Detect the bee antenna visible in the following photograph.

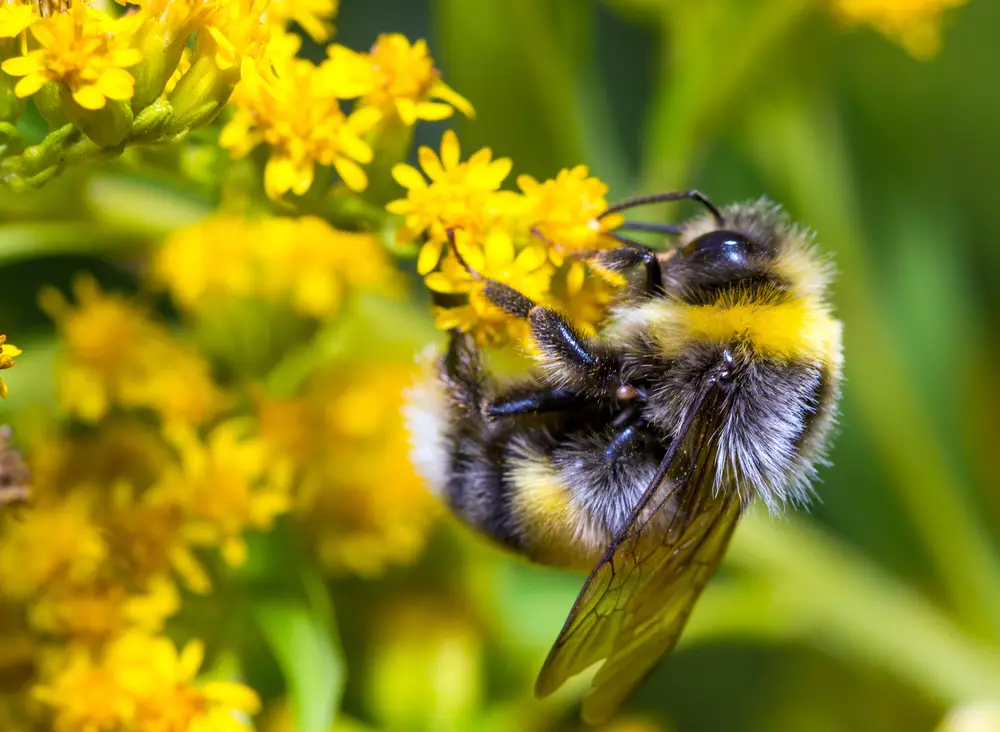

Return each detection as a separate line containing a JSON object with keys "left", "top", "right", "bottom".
{"left": 446, "top": 228, "right": 484, "bottom": 281}
{"left": 600, "top": 190, "right": 724, "bottom": 228}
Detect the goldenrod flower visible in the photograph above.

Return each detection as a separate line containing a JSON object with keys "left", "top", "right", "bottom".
{"left": 265, "top": 0, "right": 337, "bottom": 42}
{"left": 41, "top": 276, "right": 226, "bottom": 425}
{"left": 221, "top": 55, "right": 379, "bottom": 198}
{"left": 427, "top": 229, "right": 553, "bottom": 346}
{"left": 156, "top": 420, "right": 291, "bottom": 569}
{"left": 355, "top": 33, "right": 474, "bottom": 125}
{"left": 831, "top": 0, "right": 966, "bottom": 58}
{"left": 0, "top": 492, "right": 107, "bottom": 601}
{"left": 0, "top": 1, "right": 36, "bottom": 39}
{"left": 387, "top": 130, "right": 514, "bottom": 249}
{"left": 200, "top": 0, "right": 271, "bottom": 71}
{"left": 35, "top": 633, "right": 260, "bottom": 732}
{"left": 154, "top": 214, "right": 401, "bottom": 318}
{"left": 0, "top": 2, "right": 142, "bottom": 110}
{"left": 257, "top": 365, "right": 439, "bottom": 576}
{"left": 0, "top": 335, "right": 20, "bottom": 399}
{"left": 517, "top": 164, "right": 624, "bottom": 261}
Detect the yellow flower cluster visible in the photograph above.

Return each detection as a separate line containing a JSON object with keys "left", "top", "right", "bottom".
{"left": 831, "top": 0, "right": 966, "bottom": 58}
{"left": 387, "top": 131, "right": 624, "bottom": 345}
{"left": 35, "top": 633, "right": 260, "bottom": 732}
{"left": 256, "top": 363, "right": 438, "bottom": 576}
{"left": 0, "top": 333, "right": 20, "bottom": 398}
{"left": 40, "top": 276, "right": 227, "bottom": 424}
{"left": 222, "top": 33, "right": 472, "bottom": 200}
{"left": 154, "top": 214, "right": 400, "bottom": 318}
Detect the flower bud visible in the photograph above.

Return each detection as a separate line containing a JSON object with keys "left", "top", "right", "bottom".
{"left": 60, "top": 88, "right": 134, "bottom": 148}
{"left": 164, "top": 54, "right": 240, "bottom": 137}
{"left": 129, "top": 19, "right": 190, "bottom": 113}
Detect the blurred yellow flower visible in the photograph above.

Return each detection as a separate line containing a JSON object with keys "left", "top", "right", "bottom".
{"left": 154, "top": 214, "right": 401, "bottom": 318}
{"left": 517, "top": 164, "right": 624, "bottom": 261}
{"left": 0, "top": 335, "right": 20, "bottom": 399}
{"left": 266, "top": 0, "right": 337, "bottom": 42}
{"left": 156, "top": 420, "right": 291, "bottom": 569}
{"left": 0, "top": 491, "right": 106, "bottom": 602}
{"left": 357, "top": 33, "right": 474, "bottom": 125}
{"left": 257, "top": 364, "right": 439, "bottom": 577}
{"left": 831, "top": 0, "right": 966, "bottom": 58}
{"left": 0, "top": 2, "right": 142, "bottom": 110}
{"left": 40, "top": 276, "right": 227, "bottom": 425}
{"left": 35, "top": 633, "right": 259, "bottom": 732}
{"left": 0, "top": 1, "right": 36, "bottom": 38}
{"left": 221, "top": 54, "right": 379, "bottom": 198}
{"left": 387, "top": 129, "right": 514, "bottom": 247}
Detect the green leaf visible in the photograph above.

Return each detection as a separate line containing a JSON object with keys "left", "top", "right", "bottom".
{"left": 254, "top": 597, "right": 345, "bottom": 732}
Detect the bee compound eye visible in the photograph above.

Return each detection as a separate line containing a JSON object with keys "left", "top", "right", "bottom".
{"left": 683, "top": 230, "right": 756, "bottom": 267}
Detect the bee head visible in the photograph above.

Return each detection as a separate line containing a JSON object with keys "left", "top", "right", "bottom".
{"left": 665, "top": 205, "right": 789, "bottom": 303}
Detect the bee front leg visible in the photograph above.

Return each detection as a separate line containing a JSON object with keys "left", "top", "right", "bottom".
{"left": 481, "top": 280, "right": 620, "bottom": 395}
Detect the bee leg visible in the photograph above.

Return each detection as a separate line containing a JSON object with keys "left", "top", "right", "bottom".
{"left": 484, "top": 385, "right": 589, "bottom": 419}
{"left": 442, "top": 329, "right": 488, "bottom": 422}
{"left": 591, "top": 237, "right": 662, "bottom": 295}
{"left": 481, "top": 280, "right": 619, "bottom": 392}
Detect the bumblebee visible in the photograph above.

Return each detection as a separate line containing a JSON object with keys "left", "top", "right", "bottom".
{"left": 405, "top": 192, "right": 843, "bottom": 723}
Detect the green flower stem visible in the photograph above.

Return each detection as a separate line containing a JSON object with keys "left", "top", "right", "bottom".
{"left": 685, "top": 512, "right": 1000, "bottom": 703}
{"left": 638, "top": 0, "right": 812, "bottom": 197}
{"left": 741, "top": 93, "right": 1000, "bottom": 643}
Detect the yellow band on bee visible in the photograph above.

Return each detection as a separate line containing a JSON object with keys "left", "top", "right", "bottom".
{"left": 619, "top": 297, "right": 842, "bottom": 364}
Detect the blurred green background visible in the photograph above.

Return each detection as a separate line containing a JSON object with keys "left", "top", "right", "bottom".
{"left": 3, "top": 1, "right": 1000, "bottom": 731}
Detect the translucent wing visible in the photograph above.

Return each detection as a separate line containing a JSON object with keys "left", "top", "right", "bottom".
{"left": 535, "top": 387, "right": 744, "bottom": 724}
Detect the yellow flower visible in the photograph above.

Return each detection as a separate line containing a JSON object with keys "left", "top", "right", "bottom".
{"left": 387, "top": 130, "right": 515, "bottom": 248}
{"left": 0, "top": 335, "right": 20, "bottom": 399}
{"left": 257, "top": 364, "right": 439, "bottom": 577}
{"left": 221, "top": 54, "right": 379, "bottom": 198}
{"left": 831, "top": 0, "right": 966, "bottom": 58}
{"left": 265, "top": 0, "right": 337, "bottom": 42}
{"left": 0, "top": 491, "right": 107, "bottom": 601}
{"left": 0, "top": 1, "right": 36, "bottom": 39}
{"left": 200, "top": 0, "right": 271, "bottom": 71}
{"left": 155, "top": 420, "right": 291, "bottom": 569}
{"left": 355, "top": 33, "right": 473, "bottom": 125}
{"left": 0, "top": 2, "right": 142, "bottom": 110}
{"left": 426, "top": 229, "right": 552, "bottom": 346}
{"left": 154, "top": 215, "right": 401, "bottom": 318}
{"left": 35, "top": 633, "right": 260, "bottom": 732}
{"left": 517, "top": 164, "right": 624, "bottom": 262}
{"left": 40, "top": 275, "right": 226, "bottom": 425}
{"left": 29, "top": 576, "right": 179, "bottom": 640}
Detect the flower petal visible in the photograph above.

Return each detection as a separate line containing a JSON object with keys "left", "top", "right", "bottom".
{"left": 440, "top": 129, "right": 460, "bottom": 170}
{"left": 334, "top": 157, "right": 368, "bottom": 192}
{"left": 391, "top": 163, "right": 427, "bottom": 191}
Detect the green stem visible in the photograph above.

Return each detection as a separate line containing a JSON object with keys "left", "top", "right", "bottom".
{"left": 688, "top": 513, "right": 1000, "bottom": 703}
{"left": 742, "top": 93, "right": 1000, "bottom": 643}
{"left": 638, "top": 0, "right": 812, "bottom": 197}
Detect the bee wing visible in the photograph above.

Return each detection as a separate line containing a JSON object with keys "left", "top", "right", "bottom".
{"left": 535, "top": 387, "right": 744, "bottom": 724}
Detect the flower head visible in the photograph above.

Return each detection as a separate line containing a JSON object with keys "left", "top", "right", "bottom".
{"left": 0, "top": 335, "right": 21, "bottom": 399}
{"left": 265, "top": 0, "right": 337, "bottom": 42}
{"left": 0, "top": 1, "right": 36, "bottom": 39}
{"left": 154, "top": 214, "right": 401, "bottom": 318}
{"left": 517, "top": 165, "right": 624, "bottom": 260}
{"left": 221, "top": 54, "right": 379, "bottom": 198}
{"left": 0, "top": 2, "right": 142, "bottom": 110}
{"left": 831, "top": 0, "right": 967, "bottom": 58}
{"left": 257, "top": 364, "right": 439, "bottom": 576}
{"left": 355, "top": 33, "right": 473, "bottom": 125}
{"left": 40, "top": 276, "right": 226, "bottom": 425}
{"left": 387, "top": 130, "right": 514, "bottom": 247}
{"left": 154, "top": 420, "right": 291, "bottom": 568}
{"left": 426, "top": 229, "right": 552, "bottom": 346}
{"left": 35, "top": 633, "right": 259, "bottom": 732}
